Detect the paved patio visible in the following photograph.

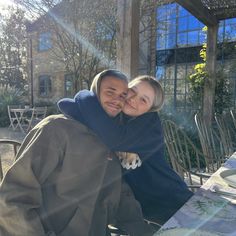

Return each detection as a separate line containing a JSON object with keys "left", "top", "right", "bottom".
{"left": 0, "top": 127, "right": 26, "bottom": 142}
{"left": 0, "top": 127, "right": 26, "bottom": 175}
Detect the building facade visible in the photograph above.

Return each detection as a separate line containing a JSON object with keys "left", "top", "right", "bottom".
{"left": 156, "top": 2, "right": 236, "bottom": 111}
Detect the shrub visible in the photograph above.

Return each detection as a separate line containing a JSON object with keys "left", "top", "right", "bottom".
{"left": 0, "top": 86, "right": 24, "bottom": 127}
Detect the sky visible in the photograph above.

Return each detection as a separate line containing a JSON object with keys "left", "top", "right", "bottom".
{"left": 0, "top": 0, "right": 15, "bottom": 14}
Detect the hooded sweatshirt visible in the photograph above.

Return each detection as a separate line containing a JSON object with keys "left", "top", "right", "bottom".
{"left": 57, "top": 90, "right": 193, "bottom": 224}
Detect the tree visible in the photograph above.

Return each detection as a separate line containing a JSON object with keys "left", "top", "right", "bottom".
{"left": 18, "top": 0, "right": 117, "bottom": 93}
{"left": 0, "top": 6, "right": 27, "bottom": 90}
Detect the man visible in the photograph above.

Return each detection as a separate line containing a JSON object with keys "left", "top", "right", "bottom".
{"left": 0, "top": 69, "right": 154, "bottom": 236}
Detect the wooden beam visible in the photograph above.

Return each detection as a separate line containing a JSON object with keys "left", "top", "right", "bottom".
{"left": 116, "top": 0, "right": 140, "bottom": 79}
{"left": 203, "top": 24, "right": 219, "bottom": 125}
{"left": 175, "top": 0, "right": 218, "bottom": 26}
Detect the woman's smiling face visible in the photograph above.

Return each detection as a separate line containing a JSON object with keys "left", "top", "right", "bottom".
{"left": 122, "top": 81, "right": 155, "bottom": 117}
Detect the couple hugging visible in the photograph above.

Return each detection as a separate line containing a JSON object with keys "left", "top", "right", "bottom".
{"left": 0, "top": 69, "right": 192, "bottom": 236}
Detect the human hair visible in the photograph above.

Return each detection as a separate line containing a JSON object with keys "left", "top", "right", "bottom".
{"left": 128, "top": 75, "right": 164, "bottom": 112}
{"left": 90, "top": 69, "right": 129, "bottom": 96}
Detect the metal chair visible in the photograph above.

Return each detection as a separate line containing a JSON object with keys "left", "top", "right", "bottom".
{"left": 214, "top": 112, "right": 236, "bottom": 157}
{"left": 194, "top": 113, "right": 226, "bottom": 172}
{"left": 0, "top": 139, "right": 21, "bottom": 180}
{"left": 163, "top": 120, "right": 211, "bottom": 190}
{"left": 230, "top": 109, "right": 236, "bottom": 129}
{"left": 7, "top": 105, "right": 21, "bottom": 130}
{"left": 26, "top": 106, "right": 47, "bottom": 131}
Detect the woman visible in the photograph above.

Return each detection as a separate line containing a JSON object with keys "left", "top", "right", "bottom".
{"left": 58, "top": 74, "right": 193, "bottom": 225}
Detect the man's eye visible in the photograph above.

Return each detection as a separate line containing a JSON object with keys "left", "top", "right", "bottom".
{"left": 106, "top": 91, "right": 113, "bottom": 96}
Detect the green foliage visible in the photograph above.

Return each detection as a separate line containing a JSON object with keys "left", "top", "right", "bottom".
{"left": 0, "top": 86, "right": 24, "bottom": 127}
{"left": 187, "top": 40, "right": 233, "bottom": 113}
{"left": 0, "top": 6, "right": 27, "bottom": 90}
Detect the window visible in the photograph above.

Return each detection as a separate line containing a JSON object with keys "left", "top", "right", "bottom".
{"left": 38, "top": 32, "right": 52, "bottom": 51}
{"left": 64, "top": 74, "right": 73, "bottom": 97}
{"left": 39, "top": 75, "right": 52, "bottom": 96}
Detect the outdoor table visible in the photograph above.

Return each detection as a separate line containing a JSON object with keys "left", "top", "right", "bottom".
{"left": 154, "top": 152, "right": 236, "bottom": 236}
{"left": 9, "top": 108, "right": 34, "bottom": 134}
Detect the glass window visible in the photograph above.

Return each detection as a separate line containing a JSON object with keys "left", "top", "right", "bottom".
{"left": 166, "top": 33, "right": 176, "bottom": 49}
{"left": 156, "top": 66, "right": 165, "bottom": 80}
{"left": 166, "top": 3, "right": 177, "bottom": 19}
{"left": 188, "top": 16, "right": 200, "bottom": 30}
{"left": 38, "top": 32, "right": 52, "bottom": 51}
{"left": 178, "top": 5, "right": 189, "bottom": 17}
{"left": 177, "top": 32, "right": 187, "bottom": 47}
{"left": 178, "top": 17, "right": 188, "bottom": 32}
{"left": 39, "top": 75, "right": 52, "bottom": 96}
{"left": 199, "top": 31, "right": 206, "bottom": 44}
{"left": 167, "top": 19, "right": 176, "bottom": 34}
{"left": 157, "top": 34, "right": 166, "bottom": 50}
{"left": 187, "top": 31, "right": 198, "bottom": 45}
{"left": 64, "top": 74, "right": 73, "bottom": 97}
{"left": 225, "top": 18, "right": 236, "bottom": 24}
{"left": 157, "top": 5, "right": 167, "bottom": 20}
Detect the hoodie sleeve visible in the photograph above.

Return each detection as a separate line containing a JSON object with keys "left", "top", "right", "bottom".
{"left": 59, "top": 90, "right": 162, "bottom": 154}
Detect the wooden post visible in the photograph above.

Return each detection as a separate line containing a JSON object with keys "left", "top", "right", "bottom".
{"left": 117, "top": 0, "right": 140, "bottom": 80}
{"left": 203, "top": 24, "right": 219, "bottom": 125}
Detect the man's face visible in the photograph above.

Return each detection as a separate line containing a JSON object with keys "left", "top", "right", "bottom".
{"left": 99, "top": 76, "right": 128, "bottom": 117}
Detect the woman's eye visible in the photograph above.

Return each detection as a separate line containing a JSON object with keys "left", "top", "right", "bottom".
{"left": 141, "top": 98, "right": 147, "bottom": 104}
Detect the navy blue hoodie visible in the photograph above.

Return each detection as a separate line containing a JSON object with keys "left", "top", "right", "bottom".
{"left": 57, "top": 90, "right": 193, "bottom": 224}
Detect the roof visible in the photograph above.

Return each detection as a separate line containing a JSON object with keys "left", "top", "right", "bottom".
{"left": 175, "top": 0, "right": 236, "bottom": 26}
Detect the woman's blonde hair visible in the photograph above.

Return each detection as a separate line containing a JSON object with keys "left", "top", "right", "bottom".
{"left": 90, "top": 69, "right": 128, "bottom": 97}
{"left": 128, "top": 75, "right": 164, "bottom": 112}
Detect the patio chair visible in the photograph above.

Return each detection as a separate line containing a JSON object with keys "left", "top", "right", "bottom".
{"left": 7, "top": 105, "right": 21, "bottom": 130}
{"left": 230, "top": 109, "right": 236, "bottom": 129}
{"left": 26, "top": 106, "right": 47, "bottom": 131}
{"left": 214, "top": 112, "right": 236, "bottom": 157}
{"left": 162, "top": 120, "right": 211, "bottom": 190}
{"left": 0, "top": 139, "right": 21, "bottom": 180}
{"left": 194, "top": 113, "right": 226, "bottom": 172}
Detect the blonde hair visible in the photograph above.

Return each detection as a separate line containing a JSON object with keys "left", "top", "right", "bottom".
{"left": 90, "top": 69, "right": 128, "bottom": 97}
{"left": 129, "top": 75, "right": 164, "bottom": 112}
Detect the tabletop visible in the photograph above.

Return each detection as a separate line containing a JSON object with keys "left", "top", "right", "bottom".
{"left": 154, "top": 152, "right": 236, "bottom": 236}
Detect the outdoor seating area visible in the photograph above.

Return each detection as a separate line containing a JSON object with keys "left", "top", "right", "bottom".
{"left": 7, "top": 105, "right": 47, "bottom": 134}
{"left": 1, "top": 0, "right": 236, "bottom": 235}
{"left": 163, "top": 110, "right": 236, "bottom": 186}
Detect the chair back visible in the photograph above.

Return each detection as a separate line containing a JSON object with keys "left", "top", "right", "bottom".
{"left": 0, "top": 139, "right": 21, "bottom": 180}
{"left": 214, "top": 112, "right": 235, "bottom": 157}
{"left": 230, "top": 109, "right": 236, "bottom": 129}
{"left": 194, "top": 113, "right": 225, "bottom": 172}
{"left": 163, "top": 120, "right": 210, "bottom": 188}
{"left": 27, "top": 107, "right": 47, "bottom": 131}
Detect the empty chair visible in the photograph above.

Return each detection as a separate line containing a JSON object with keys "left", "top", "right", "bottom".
{"left": 27, "top": 106, "right": 47, "bottom": 131}
{"left": 163, "top": 120, "right": 211, "bottom": 190}
{"left": 230, "top": 109, "right": 236, "bottom": 129}
{"left": 0, "top": 139, "right": 21, "bottom": 180}
{"left": 214, "top": 112, "right": 236, "bottom": 157}
{"left": 194, "top": 113, "right": 225, "bottom": 172}
{"left": 7, "top": 105, "right": 21, "bottom": 130}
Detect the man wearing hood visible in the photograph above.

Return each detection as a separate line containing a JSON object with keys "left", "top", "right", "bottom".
{"left": 0, "top": 70, "right": 155, "bottom": 236}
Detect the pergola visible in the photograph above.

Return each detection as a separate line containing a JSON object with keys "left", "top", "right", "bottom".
{"left": 117, "top": 0, "right": 236, "bottom": 124}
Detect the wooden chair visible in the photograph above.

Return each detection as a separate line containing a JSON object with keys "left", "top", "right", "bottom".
{"left": 0, "top": 139, "right": 21, "bottom": 180}
{"left": 163, "top": 120, "right": 211, "bottom": 190}
{"left": 194, "top": 113, "right": 226, "bottom": 172}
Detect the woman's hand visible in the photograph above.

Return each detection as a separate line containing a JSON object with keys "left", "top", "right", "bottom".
{"left": 117, "top": 152, "right": 142, "bottom": 169}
